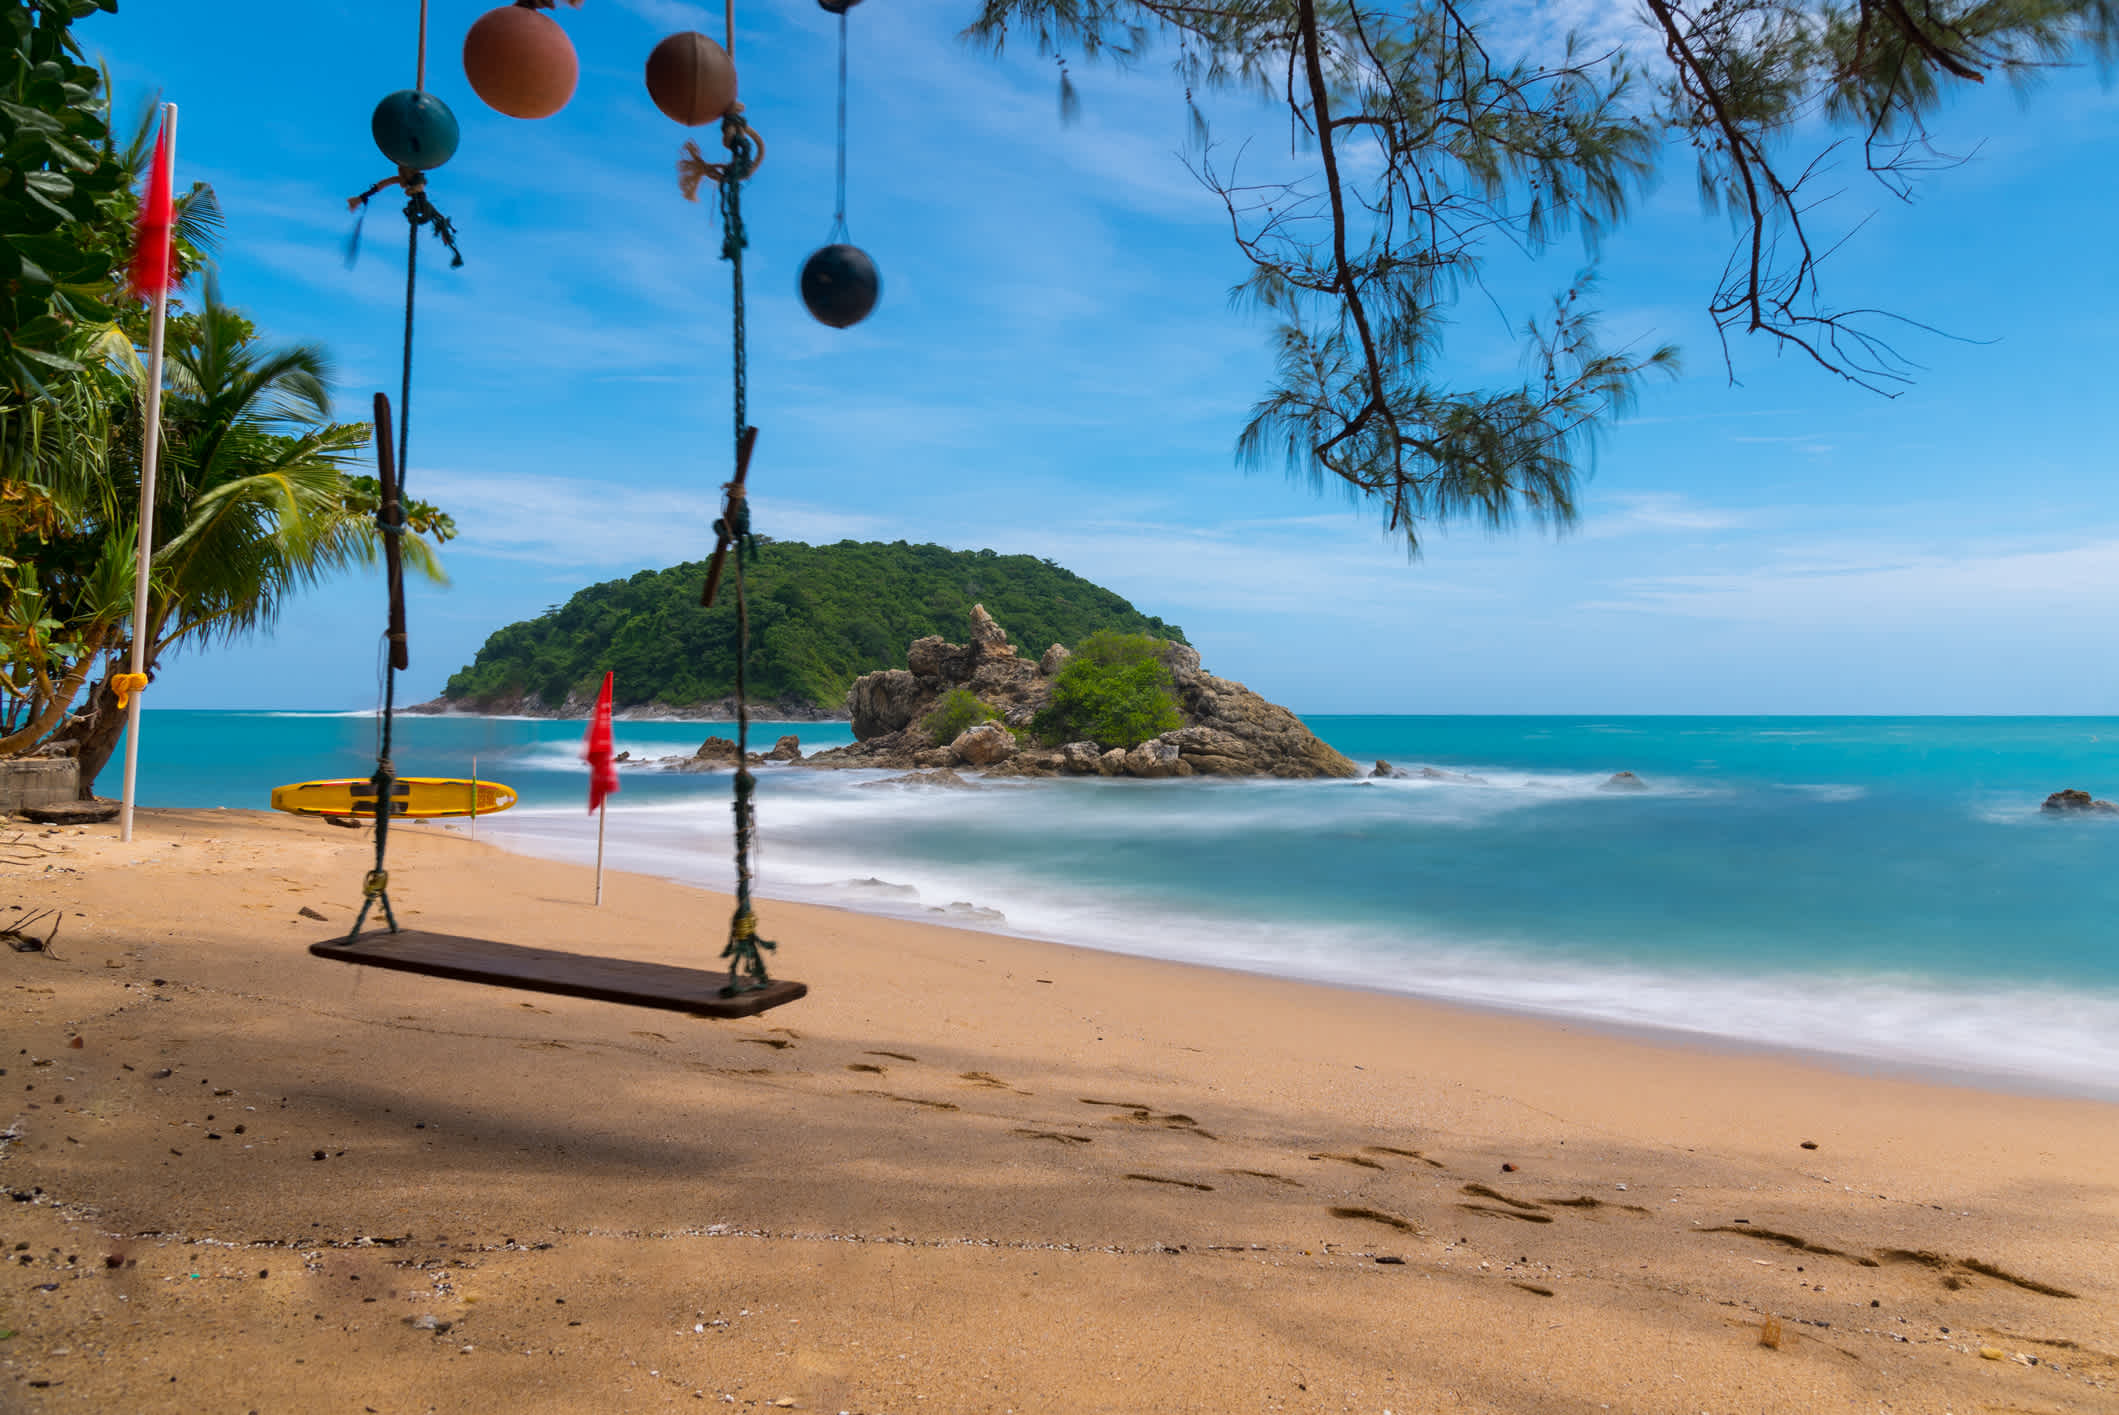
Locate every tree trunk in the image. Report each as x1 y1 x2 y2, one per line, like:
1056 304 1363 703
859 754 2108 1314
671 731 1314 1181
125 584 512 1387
0 643 106 757
55 675 128 799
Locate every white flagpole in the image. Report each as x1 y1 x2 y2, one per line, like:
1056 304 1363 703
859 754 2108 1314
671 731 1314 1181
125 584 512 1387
469 752 477 838
119 102 176 845
593 800 608 905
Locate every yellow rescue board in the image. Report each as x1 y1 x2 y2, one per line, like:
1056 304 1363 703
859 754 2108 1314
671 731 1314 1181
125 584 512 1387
270 777 519 819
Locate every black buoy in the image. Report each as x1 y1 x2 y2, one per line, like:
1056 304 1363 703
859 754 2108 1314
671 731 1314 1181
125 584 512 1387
818 0 864 11
800 243 880 328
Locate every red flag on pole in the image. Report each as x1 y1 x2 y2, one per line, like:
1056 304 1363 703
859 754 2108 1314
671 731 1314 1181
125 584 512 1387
128 118 176 300
585 671 619 814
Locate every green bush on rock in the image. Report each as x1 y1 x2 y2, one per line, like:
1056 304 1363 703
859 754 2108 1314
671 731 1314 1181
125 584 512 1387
923 687 995 746
1033 631 1181 750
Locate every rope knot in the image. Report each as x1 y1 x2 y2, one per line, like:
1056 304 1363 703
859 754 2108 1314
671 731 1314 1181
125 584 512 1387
362 869 389 897
344 172 465 269
110 672 149 709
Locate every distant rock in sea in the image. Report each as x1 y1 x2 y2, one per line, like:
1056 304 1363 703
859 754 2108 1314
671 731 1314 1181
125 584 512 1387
659 733 806 772
1599 771 1650 792
2040 788 2119 815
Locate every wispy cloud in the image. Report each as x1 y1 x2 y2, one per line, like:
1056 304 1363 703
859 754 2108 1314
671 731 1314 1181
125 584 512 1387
418 469 886 569
1580 536 2119 624
1583 492 1751 539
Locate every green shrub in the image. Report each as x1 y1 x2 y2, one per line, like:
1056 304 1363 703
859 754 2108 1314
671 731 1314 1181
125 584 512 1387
1032 631 1182 749
923 687 996 745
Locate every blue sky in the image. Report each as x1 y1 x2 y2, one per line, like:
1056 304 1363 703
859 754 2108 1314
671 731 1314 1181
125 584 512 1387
90 1 2119 714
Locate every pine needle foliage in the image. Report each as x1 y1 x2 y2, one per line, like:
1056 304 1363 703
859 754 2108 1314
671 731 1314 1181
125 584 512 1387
961 0 2116 547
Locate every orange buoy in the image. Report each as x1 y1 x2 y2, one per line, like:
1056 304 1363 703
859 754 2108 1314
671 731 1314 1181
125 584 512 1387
644 31 738 127
463 3 579 120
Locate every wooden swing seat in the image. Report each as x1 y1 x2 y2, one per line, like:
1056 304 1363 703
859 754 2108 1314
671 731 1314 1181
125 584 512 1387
309 930 807 1018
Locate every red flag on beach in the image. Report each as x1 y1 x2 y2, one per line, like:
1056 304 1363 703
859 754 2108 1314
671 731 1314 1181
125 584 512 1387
128 118 176 300
585 671 619 814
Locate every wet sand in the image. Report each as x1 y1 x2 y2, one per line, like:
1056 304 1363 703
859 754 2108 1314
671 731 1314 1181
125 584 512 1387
2 808 2114 1412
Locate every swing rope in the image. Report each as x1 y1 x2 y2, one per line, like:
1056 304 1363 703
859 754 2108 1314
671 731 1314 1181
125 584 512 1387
830 8 849 242
699 111 777 994
345 2 456 941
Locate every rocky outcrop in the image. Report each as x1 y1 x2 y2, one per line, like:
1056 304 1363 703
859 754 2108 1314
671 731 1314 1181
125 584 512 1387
1599 771 1649 792
2041 788 2119 815
806 605 1358 780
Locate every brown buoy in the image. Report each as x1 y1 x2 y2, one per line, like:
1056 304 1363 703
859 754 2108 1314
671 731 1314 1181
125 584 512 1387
644 31 738 127
463 3 579 120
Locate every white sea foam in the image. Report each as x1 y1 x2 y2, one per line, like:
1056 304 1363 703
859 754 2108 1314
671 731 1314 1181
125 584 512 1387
481 781 2119 1100
1776 782 1867 803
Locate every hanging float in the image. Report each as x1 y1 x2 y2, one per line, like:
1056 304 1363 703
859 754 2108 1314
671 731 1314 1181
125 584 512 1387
800 0 879 328
463 0 581 119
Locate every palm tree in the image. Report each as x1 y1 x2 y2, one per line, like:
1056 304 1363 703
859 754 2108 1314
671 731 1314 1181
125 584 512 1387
47 278 449 793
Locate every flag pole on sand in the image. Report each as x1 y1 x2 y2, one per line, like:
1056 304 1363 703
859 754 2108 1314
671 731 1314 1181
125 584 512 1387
118 104 178 844
585 671 618 904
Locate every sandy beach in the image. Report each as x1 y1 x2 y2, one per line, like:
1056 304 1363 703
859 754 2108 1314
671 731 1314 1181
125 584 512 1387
1 808 2114 1413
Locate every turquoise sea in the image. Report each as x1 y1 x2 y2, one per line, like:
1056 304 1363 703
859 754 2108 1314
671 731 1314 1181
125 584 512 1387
122 711 2119 1097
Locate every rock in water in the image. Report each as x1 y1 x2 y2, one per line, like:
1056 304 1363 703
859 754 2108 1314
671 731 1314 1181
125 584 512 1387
950 722 1016 766
859 769 976 790
765 735 803 762
848 669 922 740
694 737 740 766
1123 738 1190 778
1059 741 1104 775
2042 788 2119 814
1599 771 1649 792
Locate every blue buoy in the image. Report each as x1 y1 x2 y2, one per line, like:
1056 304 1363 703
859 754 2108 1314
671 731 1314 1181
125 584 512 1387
371 90 460 172
799 243 880 329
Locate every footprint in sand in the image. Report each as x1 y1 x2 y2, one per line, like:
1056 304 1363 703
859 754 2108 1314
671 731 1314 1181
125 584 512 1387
1869 1248 2076 1297
1126 1173 1215 1191
959 1071 1029 1094
1224 1169 1303 1188
846 1062 887 1074
1329 1205 1420 1234
854 1090 959 1112
1081 1099 1216 1139
1459 1204 1555 1224
1013 1129 1092 1146
1460 1183 1546 1212
866 1050 918 1062
630 1031 670 1043
740 1038 793 1050
1308 1152 1385 1171
1544 1194 1651 1215
1365 1144 1447 1168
